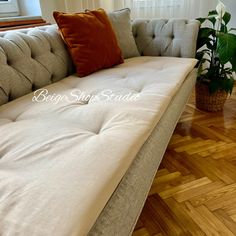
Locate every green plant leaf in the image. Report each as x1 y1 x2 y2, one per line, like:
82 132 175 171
209 78 234 94
197 17 206 24
223 12 231 25
222 77 235 94
231 55 236 72
198 58 211 69
196 49 211 69
220 24 228 33
197 37 212 50
217 32 236 64
228 78 235 94
195 9 235 86
197 28 216 49
199 27 216 38
207 41 215 50
208 17 216 26
197 62 205 76
208 10 217 16
209 80 220 94
196 51 204 61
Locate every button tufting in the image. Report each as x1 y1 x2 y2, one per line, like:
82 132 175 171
11 118 16 122
32 84 36 91
88 127 101 135
94 130 100 135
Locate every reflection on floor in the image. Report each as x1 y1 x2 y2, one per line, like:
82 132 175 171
133 86 236 236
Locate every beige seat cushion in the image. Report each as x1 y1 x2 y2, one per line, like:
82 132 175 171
0 56 197 236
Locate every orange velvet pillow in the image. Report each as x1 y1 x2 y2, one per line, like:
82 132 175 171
53 9 124 77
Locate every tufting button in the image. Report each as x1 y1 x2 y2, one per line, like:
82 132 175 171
93 128 101 135
152 34 156 39
32 84 36 91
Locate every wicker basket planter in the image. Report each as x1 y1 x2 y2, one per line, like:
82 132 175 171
195 82 228 112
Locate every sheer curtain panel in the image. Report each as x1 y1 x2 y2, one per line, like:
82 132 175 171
64 0 100 12
111 0 218 19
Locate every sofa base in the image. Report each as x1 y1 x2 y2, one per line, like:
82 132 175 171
89 69 197 236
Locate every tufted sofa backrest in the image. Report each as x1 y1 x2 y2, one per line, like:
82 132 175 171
0 19 199 106
0 25 73 106
132 19 199 58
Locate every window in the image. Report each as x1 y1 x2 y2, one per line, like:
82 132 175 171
0 0 19 17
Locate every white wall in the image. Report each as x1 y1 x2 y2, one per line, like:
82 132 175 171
223 0 236 28
18 0 42 16
39 0 66 23
224 0 236 78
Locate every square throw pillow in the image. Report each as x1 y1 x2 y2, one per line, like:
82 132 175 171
53 9 123 77
108 8 140 59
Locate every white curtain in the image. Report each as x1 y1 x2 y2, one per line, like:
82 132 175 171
39 0 102 23
112 0 218 19
64 0 100 12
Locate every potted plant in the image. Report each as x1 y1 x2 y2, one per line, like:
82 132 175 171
195 1 236 112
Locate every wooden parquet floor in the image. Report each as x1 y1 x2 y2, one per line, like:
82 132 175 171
133 86 236 236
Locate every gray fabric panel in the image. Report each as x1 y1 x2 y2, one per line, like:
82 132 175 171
108 8 140 59
0 25 73 105
88 69 197 236
132 19 200 58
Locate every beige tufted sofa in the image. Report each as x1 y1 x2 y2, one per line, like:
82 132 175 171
0 19 199 236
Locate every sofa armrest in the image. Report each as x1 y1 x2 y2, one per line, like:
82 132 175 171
132 19 200 58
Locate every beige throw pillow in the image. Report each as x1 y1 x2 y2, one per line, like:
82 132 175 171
108 8 140 59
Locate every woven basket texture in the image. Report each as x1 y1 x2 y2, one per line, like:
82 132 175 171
195 82 228 112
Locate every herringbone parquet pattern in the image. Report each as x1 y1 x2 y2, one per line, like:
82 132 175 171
133 86 236 236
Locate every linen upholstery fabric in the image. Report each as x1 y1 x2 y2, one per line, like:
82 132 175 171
0 25 73 106
108 8 140 59
0 21 199 106
0 56 197 235
53 9 123 77
88 70 197 235
132 19 200 58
